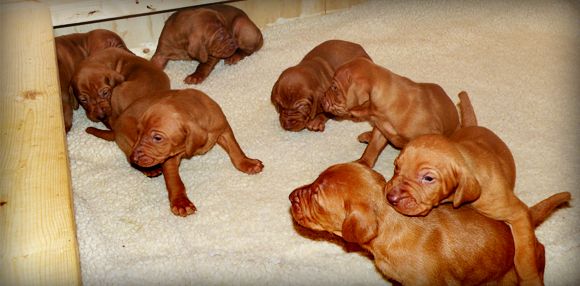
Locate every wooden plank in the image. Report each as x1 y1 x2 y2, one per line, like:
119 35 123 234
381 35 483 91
0 1 81 286
43 0 220 27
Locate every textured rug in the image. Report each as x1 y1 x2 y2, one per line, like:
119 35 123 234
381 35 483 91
66 1 580 285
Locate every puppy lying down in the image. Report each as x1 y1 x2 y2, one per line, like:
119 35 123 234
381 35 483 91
289 163 570 285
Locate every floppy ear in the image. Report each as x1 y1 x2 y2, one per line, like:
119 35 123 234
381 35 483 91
309 91 321 119
183 119 208 157
106 70 125 87
452 166 482 207
188 34 208 63
270 81 281 109
341 203 378 244
68 85 79 109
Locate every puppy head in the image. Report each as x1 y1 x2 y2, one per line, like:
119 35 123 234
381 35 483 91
130 100 189 168
71 63 124 123
271 67 323 131
320 64 355 117
190 11 237 62
289 163 385 244
384 135 481 216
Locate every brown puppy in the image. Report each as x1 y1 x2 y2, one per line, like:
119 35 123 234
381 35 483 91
271 40 372 132
55 29 130 132
289 163 570 285
384 126 570 285
71 47 170 128
321 57 461 167
151 4 263 84
87 89 263 217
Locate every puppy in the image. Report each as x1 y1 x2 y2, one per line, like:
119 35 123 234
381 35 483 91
71 47 170 128
55 29 130 132
321 57 462 167
290 163 570 285
87 89 264 217
271 40 372 132
384 125 569 285
151 4 263 84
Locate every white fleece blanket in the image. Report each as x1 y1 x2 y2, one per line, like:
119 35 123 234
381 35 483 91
67 1 580 285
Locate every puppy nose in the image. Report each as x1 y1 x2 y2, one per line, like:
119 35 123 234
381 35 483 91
386 186 406 205
130 148 143 162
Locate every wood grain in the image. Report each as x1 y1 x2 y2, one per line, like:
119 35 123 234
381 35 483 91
0 2 81 285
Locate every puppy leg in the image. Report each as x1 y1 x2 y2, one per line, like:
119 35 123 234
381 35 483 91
507 207 543 286
356 127 388 168
150 53 169 69
185 56 220 84
216 126 263 174
162 156 196 217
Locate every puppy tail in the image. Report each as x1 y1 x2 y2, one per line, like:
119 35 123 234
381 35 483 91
86 127 116 141
457 91 478 127
529 192 571 228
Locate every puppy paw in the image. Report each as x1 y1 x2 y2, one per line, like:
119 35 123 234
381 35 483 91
170 197 197 217
224 53 245 65
141 167 162 178
184 73 206 85
357 131 372 144
306 118 325 132
237 158 264 174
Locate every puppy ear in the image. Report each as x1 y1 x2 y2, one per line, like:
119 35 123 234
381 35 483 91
188 34 208 63
342 203 378 244
270 81 281 109
68 85 79 109
106 70 125 87
183 119 207 157
452 166 482 207
309 91 320 119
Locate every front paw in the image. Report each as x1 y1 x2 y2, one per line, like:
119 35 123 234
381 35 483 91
237 158 264 174
306 117 326 132
170 197 197 217
224 53 245 65
184 72 207 85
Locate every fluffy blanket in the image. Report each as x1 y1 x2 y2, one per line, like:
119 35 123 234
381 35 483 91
67 1 579 285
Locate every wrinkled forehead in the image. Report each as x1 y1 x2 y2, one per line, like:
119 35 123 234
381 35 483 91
275 78 315 107
398 137 456 169
141 104 184 133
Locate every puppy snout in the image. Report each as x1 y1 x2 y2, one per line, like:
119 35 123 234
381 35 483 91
386 186 408 206
130 148 146 164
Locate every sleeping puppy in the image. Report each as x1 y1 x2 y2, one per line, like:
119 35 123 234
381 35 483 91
289 163 570 285
55 29 130 132
87 89 264 217
384 125 571 285
151 4 263 84
71 47 170 128
271 40 372 132
321 57 462 167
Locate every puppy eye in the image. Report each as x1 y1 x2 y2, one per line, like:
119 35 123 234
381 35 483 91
152 134 164 143
79 98 88 103
99 88 111 98
421 175 435 184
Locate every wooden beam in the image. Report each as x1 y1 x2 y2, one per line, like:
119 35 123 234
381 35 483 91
0 1 81 285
